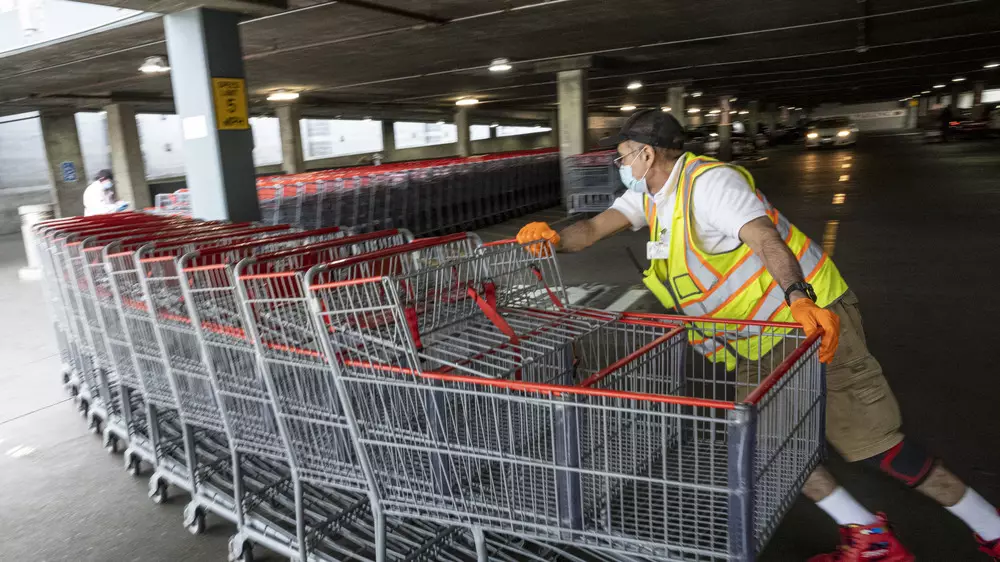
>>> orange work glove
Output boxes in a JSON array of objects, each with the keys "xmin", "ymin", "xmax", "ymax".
[
  {"xmin": 516, "ymin": 221, "xmax": 560, "ymax": 257},
  {"xmin": 789, "ymin": 298, "xmax": 840, "ymax": 364}
]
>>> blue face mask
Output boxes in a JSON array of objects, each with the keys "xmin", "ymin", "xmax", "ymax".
[{"xmin": 618, "ymin": 147, "xmax": 651, "ymax": 193}]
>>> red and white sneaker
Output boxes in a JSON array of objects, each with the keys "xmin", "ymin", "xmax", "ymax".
[
  {"xmin": 808, "ymin": 513, "xmax": 915, "ymax": 562},
  {"xmin": 976, "ymin": 534, "xmax": 1000, "ymax": 560}
]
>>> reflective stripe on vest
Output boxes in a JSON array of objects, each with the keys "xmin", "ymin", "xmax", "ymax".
[{"xmin": 646, "ymin": 152, "xmax": 848, "ymax": 365}]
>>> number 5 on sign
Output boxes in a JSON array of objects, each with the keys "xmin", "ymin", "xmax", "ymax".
[{"xmin": 211, "ymin": 77, "xmax": 249, "ymax": 130}]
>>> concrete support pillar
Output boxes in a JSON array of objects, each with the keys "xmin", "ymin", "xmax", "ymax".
[
  {"xmin": 668, "ymin": 86, "xmax": 685, "ymax": 128},
  {"xmin": 275, "ymin": 104, "xmax": 304, "ymax": 175},
  {"xmin": 918, "ymin": 96, "xmax": 930, "ymax": 117},
  {"xmin": 489, "ymin": 126, "xmax": 498, "ymax": 139},
  {"xmin": 455, "ymin": 107, "xmax": 471, "ymax": 157},
  {"xmin": 163, "ymin": 8, "xmax": 259, "ymax": 222},
  {"xmin": 718, "ymin": 96, "xmax": 732, "ymax": 162},
  {"xmin": 38, "ymin": 111, "xmax": 87, "ymax": 218},
  {"xmin": 765, "ymin": 103, "xmax": 777, "ymax": 133},
  {"xmin": 105, "ymin": 103, "xmax": 150, "ymax": 210},
  {"xmin": 380, "ymin": 119, "xmax": 396, "ymax": 160},
  {"xmin": 747, "ymin": 100, "xmax": 760, "ymax": 136},
  {"xmin": 556, "ymin": 69, "xmax": 588, "ymax": 156},
  {"xmin": 972, "ymin": 80, "xmax": 986, "ymax": 119},
  {"xmin": 905, "ymin": 101, "xmax": 919, "ymax": 129},
  {"xmin": 549, "ymin": 112, "xmax": 559, "ymax": 147}
]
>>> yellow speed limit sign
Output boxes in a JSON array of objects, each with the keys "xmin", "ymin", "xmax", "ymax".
[{"xmin": 212, "ymin": 77, "xmax": 249, "ymax": 130}]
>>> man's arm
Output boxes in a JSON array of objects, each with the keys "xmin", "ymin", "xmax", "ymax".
[
  {"xmin": 557, "ymin": 208, "xmax": 633, "ymax": 252},
  {"xmin": 738, "ymin": 216, "xmax": 809, "ymax": 301}
]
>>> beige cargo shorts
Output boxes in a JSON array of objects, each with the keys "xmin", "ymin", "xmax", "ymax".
[{"xmin": 737, "ymin": 290, "xmax": 904, "ymax": 462}]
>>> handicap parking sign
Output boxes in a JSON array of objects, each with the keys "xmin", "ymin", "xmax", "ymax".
[{"xmin": 60, "ymin": 161, "xmax": 77, "ymax": 183}]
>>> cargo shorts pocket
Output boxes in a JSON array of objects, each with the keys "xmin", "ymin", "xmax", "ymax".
[{"xmin": 826, "ymin": 358, "xmax": 904, "ymax": 461}]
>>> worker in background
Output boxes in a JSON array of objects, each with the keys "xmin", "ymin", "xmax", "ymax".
[
  {"xmin": 82, "ymin": 169, "xmax": 128, "ymax": 216},
  {"xmin": 517, "ymin": 110, "xmax": 1000, "ymax": 562}
]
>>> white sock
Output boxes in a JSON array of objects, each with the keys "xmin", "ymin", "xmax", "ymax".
[
  {"xmin": 946, "ymin": 488, "xmax": 1000, "ymax": 541},
  {"xmin": 815, "ymin": 486, "xmax": 879, "ymax": 526}
]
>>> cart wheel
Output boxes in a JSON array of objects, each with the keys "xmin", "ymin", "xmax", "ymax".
[
  {"xmin": 104, "ymin": 434, "xmax": 120, "ymax": 454},
  {"xmin": 78, "ymin": 398, "xmax": 89, "ymax": 418},
  {"xmin": 228, "ymin": 537, "xmax": 254, "ymax": 562},
  {"xmin": 61, "ymin": 370, "xmax": 70, "ymax": 385},
  {"xmin": 184, "ymin": 505, "xmax": 207, "ymax": 535},
  {"xmin": 149, "ymin": 478, "xmax": 169, "ymax": 504},
  {"xmin": 125, "ymin": 453, "xmax": 143, "ymax": 477},
  {"xmin": 89, "ymin": 416, "xmax": 103, "ymax": 435},
  {"xmin": 68, "ymin": 385, "xmax": 79, "ymax": 397}
]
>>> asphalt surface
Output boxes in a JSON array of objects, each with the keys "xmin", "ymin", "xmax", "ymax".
[{"xmin": 2, "ymin": 134, "xmax": 999, "ymax": 561}]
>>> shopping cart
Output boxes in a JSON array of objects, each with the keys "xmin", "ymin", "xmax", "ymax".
[
  {"xmin": 564, "ymin": 151, "xmax": 622, "ymax": 215},
  {"xmin": 301, "ymin": 241, "xmax": 825, "ymax": 562}
]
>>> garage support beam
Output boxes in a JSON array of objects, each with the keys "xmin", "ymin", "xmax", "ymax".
[
  {"xmin": 276, "ymin": 104, "xmax": 305, "ymax": 175},
  {"xmin": 765, "ymin": 103, "xmax": 777, "ymax": 135},
  {"xmin": 455, "ymin": 107, "xmax": 471, "ymax": 157},
  {"xmin": 557, "ymin": 69, "xmax": 588, "ymax": 211},
  {"xmin": 106, "ymin": 103, "xmax": 151, "ymax": 210},
  {"xmin": 163, "ymin": 7, "xmax": 260, "ymax": 221},
  {"xmin": 38, "ymin": 110, "xmax": 87, "ymax": 218},
  {"xmin": 668, "ymin": 86, "xmax": 685, "ymax": 127},
  {"xmin": 718, "ymin": 96, "xmax": 732, "ymax": 162},
  {"xmin": 381, "ymin": 119, "xmax": 396, "ymax": 161},
  {"xmin": 972, "ymin": 80, "xmax": 986, "ymax": 119},
  {"xmin": 747, "ymin": 100, "xmax": 759, "ymax": 135}
]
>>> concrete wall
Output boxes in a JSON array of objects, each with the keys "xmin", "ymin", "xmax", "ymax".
[
  {"xmin": 0, "ymin": 185, "xmax": 53, "ymax": 235},
  {"xmin": 811, "ymin": 101, "xmax": 908, "ymax": 131}
]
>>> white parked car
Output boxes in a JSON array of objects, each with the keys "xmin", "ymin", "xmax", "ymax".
[{"xmin": 804, "ymin": 117, "xmax": 858, "ymax": 148}]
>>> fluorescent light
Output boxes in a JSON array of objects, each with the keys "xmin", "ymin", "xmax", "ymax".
[
  {"xmin": 933, "ymin": 84, "xmax": 946, "ymax": 89},
  {"xmin": 691, "ymin": 91, "xmax": 702, "ymax": 98},
  {"xmin": 267, "ymin": 90, "xmax": 299, "ymax": 102},
  {"xmin": 921, "ymin": 90, "xmax": 931, "ymax": 94},
  {"xmin": 620, "ymin": 105, "xmax": 637, "ymax": 112},
  {"xmin": 729, "ymin": 97, "xmax": 738, "ymax": 102},
  {"xmin": 952, "ymin": 77, "xmax": 966, "ymax": 82},
  {"xmin": 456, "ymin": 98, "xmax": 479, "ymax": 106},
  {"xmin": 708, "ymin": 109, "xmax": 721, "ymax": 115},
  {"xmin": 738, "ymin": 110, "xmax": 749, "ymax": 115},
  {"xmin": 436, "ymin": 120, "xmax": 445, "ymax": 125},
  {"xmin": 729, "ymin": 110, "xmax": 738, "ymax": 115},
  {"xmin": 661, "ymin": 106, "xmax": 671, "ymax": 112},
  {"xmin": 985, "ymin": 62, "xmax": 1000, "ymax": 69},
  {"xmin": 687, "ymin": 107, "xmax": 701, "ymax": 114},
  {"xmin": 139, "ymin": 55, "xmax": 170, "ymax": 74},
  {"xmin": 626, "ymin": 81, "xmax": 642, "ymax": 91},
  {"xmin": 488, "ymin": 58, "xmax": 512, "ymax": 72},
  {"xmin": 490, "ymin": 122, "xmax": 499, "ymax": 128}
]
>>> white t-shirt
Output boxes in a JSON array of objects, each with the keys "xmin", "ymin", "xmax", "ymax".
[{"xmin": 610, "ymin": 157, "xmax": 767, "ymax": 254}]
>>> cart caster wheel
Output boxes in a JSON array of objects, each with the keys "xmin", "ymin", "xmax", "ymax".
[
  {"xmin": 61, "ymin": 370, "xmax": 70, "ymax": 385},
  {"xmin": 104, "ymin": 434, "xmax": 120, "ymax": 454},
  {"xmin": 78, "ymin": 399, "xmax": 89, "ymax": 418},
  {"xmin": 228, "ymin": 537, "xmax": 254, "ymax": 562},
  {"xmin": 68, "ymin": 385, "xmax": 79, "ymax": 397},
  {"xmin": 149, "ymin": 478, "xmax": 169, "ymax": 504},
  {"xmin": 184, "ymin": 504, "xmax": 207, "ymax": 535},
  {"xmin": 125, "ymin": 453, "xmax": 144, "ymax": 477},
  {"xmin": 89, "ymin": 416, "xmax": 103, "ymax": 435}
]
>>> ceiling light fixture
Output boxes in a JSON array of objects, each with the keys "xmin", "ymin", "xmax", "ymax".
[
  {"xmin": 985, "ymin": 62, "xmax": 1000, "ymax": 69},
  {"xmin": 729, "ymin": 110, "xmax": 738, "ymax": 114},
  {"xmin": 488, "ymin": 58, "xmax": 512, "ymax": 72},
  {"xmin": 661, "ymin": 106, "xmax": 671, "ymax": 112},
  {"xmin": 626, "ymin": 81, "xmax": 643, "ymax": 91},
  {"xmin": 921, "ymin": 90, "xmax": 931, "ymax": 94},
  {"xmin": 620, "ymin": 104, "xmax": 637, "ymax": 112},
  {"xmin": 436, "ymin": 120, "xmax": 445, "ymax": 125},
  {"xmin": 738, "ymin": 110, "xmax": 749, "ymax": 115},
  {"xmin": 455, "ymin": 98, "xmax": 479, "ymax": 106},
  {"xmin": 139, "ymin": 55, "xmax": 170, "ymax": 74},
  {"xmin": 729, "ymin": 97, "xmax": 738, "ymax": 102},
  {"xmin": 691, "ymin": 91, "xmax": 703, "ymax": 98},
  {"xmin": 490, "ymin": 122, "xmax": 499, "ymax": 128},
  {"xmin": 266, "ymin": 90, "xmax": 300, "ymax": 102},
  {"xmin": 933, "ymin": 83, "xmax": 946, "ymax": 89},
  {"xmin": 952, "ymin": 77, "xmax": 966, "ymax": 82},
  {"xmin": 708, "ymin": 109, "xmax": 721, "ymax": 115},
  {"xmin": 687, "ymin": 107, "xmax": 701, "ymax": 114}
]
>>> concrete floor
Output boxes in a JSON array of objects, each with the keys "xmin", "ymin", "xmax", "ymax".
[{"xmin": 2, "ymin": 134, "xmax": 1000, "ymax": 560}]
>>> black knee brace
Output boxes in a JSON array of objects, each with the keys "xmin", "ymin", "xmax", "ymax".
[{"xmin": 862, "ymin": 439, "xmax": 936, "ymax": 487}]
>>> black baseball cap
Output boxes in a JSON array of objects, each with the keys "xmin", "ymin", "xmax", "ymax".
[
  {"xmin": 95, "ymin": 169, "xmax": 113, "ymax": 182},
  {"xmin": 600, "ymin": 109, "xmax": 686, "ymax": 150}
]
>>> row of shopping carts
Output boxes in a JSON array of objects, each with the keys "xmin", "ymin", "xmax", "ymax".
[
  {"xmin": 37, "ymin": 211, "xmax": 825, "ymax": 562},
  {"xmin": 154, "ymin": 149, "xmax": 561, "ymax": 236},
  {"xmin": 564, "ymin": 151, "xmax": 623, "ymax": 216}
]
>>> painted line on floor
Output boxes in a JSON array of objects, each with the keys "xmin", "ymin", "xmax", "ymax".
[{"xmin": 605, "ymin": 288, "xmax": 649, "ymax": 312}]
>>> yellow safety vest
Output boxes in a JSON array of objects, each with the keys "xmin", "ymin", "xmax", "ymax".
[{"xmin": 641, "ymin": 152, "xmax": 849, "ymax": 369}]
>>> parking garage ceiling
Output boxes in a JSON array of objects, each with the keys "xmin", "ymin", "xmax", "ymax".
[{"xmin": 0, "ymin": 0, "xmax": 998, "ymax": 118}]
